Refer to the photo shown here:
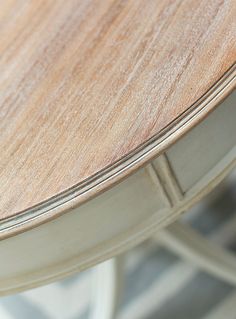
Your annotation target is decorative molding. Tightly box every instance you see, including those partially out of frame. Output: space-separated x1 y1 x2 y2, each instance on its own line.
0 64 235 238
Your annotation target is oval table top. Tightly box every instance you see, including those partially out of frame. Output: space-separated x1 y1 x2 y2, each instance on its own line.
0 0 235 224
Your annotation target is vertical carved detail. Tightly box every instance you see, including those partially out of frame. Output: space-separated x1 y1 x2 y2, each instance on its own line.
147 154 184 207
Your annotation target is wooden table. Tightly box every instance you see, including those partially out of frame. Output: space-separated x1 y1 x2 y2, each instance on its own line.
0 0 235 317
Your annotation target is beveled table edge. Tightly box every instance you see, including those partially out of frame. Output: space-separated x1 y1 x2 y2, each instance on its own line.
0 63 235 239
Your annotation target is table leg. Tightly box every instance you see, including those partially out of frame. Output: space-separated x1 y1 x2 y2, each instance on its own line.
155 221 236 285
90 257 123 319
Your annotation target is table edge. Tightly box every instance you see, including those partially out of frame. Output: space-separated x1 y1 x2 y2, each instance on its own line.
0 63 235 239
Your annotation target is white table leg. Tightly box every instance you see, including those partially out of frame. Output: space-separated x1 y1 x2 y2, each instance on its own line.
155 221 236 285
90 257 123 319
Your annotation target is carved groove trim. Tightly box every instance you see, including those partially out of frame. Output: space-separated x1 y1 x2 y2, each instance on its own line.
148 154 184 207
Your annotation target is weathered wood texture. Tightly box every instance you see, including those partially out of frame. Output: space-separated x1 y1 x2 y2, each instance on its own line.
0 0 235 218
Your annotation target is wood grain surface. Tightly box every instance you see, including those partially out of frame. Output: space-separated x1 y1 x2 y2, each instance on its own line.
0 0 235 220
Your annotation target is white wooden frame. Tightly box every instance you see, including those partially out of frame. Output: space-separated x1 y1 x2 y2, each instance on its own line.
157 221 236 286
0 148 235 296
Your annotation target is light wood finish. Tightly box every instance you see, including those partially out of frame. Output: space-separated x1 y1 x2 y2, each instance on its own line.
0 0 235 221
